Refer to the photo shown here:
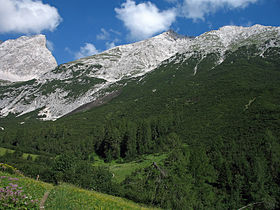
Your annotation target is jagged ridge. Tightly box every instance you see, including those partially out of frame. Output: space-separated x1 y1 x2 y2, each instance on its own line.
0 25 279 120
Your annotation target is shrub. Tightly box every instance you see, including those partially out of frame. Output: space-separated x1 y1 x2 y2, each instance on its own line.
0 163 23 176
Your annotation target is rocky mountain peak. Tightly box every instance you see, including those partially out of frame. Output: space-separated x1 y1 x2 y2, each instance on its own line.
0 25 279 120
205 24 280 48
0 35 57 82
65 29 192 83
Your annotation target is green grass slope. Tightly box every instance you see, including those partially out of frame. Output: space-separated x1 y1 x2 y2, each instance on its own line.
45 183 156 210
0 169 156 210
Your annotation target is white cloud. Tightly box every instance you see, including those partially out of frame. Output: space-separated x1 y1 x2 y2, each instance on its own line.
106 42 116 50
115 0 176 40
96 28 110 40
75 43 99 59
0 0 62 34
46 40 54 52
181 0 258 20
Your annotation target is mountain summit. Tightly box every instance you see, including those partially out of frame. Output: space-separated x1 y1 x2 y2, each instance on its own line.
0 35 57 82
0 25 279 120
71 30 191 82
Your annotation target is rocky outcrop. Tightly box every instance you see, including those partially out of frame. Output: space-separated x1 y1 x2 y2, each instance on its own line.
0 35 57 82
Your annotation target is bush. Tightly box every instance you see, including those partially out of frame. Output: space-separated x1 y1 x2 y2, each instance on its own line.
0 163 22 176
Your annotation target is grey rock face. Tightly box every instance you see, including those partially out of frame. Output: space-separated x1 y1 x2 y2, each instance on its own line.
0 25 279 120
0 35 57 82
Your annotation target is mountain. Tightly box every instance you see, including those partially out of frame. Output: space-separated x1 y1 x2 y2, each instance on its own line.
0 25 279 121
0 30 191 120
0 35 57 82
0 24 280 209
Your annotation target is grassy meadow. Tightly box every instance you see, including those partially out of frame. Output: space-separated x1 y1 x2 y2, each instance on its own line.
0 147 38 160
0 169 157 209
92 153 167 183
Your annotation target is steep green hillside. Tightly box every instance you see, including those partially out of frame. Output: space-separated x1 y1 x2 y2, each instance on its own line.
0 44 280 209
0 167 155 209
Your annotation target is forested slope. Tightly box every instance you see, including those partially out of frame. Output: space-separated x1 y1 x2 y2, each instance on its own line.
0 43 279 209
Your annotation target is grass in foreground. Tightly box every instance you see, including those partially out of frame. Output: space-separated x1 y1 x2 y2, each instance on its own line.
45 183 156 210
0 168 157 210
0 171 53 201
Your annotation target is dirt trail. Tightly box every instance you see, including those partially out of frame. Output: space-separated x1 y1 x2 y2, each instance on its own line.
40 190 50 209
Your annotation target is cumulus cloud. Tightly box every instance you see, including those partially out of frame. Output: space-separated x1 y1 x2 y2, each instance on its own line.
181 0 258 20
0 0 62 34
115 0 259 38
75 43 99 59
115 0 176 40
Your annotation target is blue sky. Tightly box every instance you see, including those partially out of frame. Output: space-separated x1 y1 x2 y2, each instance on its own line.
0 0 279 64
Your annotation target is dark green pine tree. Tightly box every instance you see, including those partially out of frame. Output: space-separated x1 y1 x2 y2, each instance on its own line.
121 122 137 159
136 120 151 154
103 123 121 161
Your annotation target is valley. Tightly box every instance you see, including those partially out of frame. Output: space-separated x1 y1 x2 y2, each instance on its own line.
0 25 280 209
